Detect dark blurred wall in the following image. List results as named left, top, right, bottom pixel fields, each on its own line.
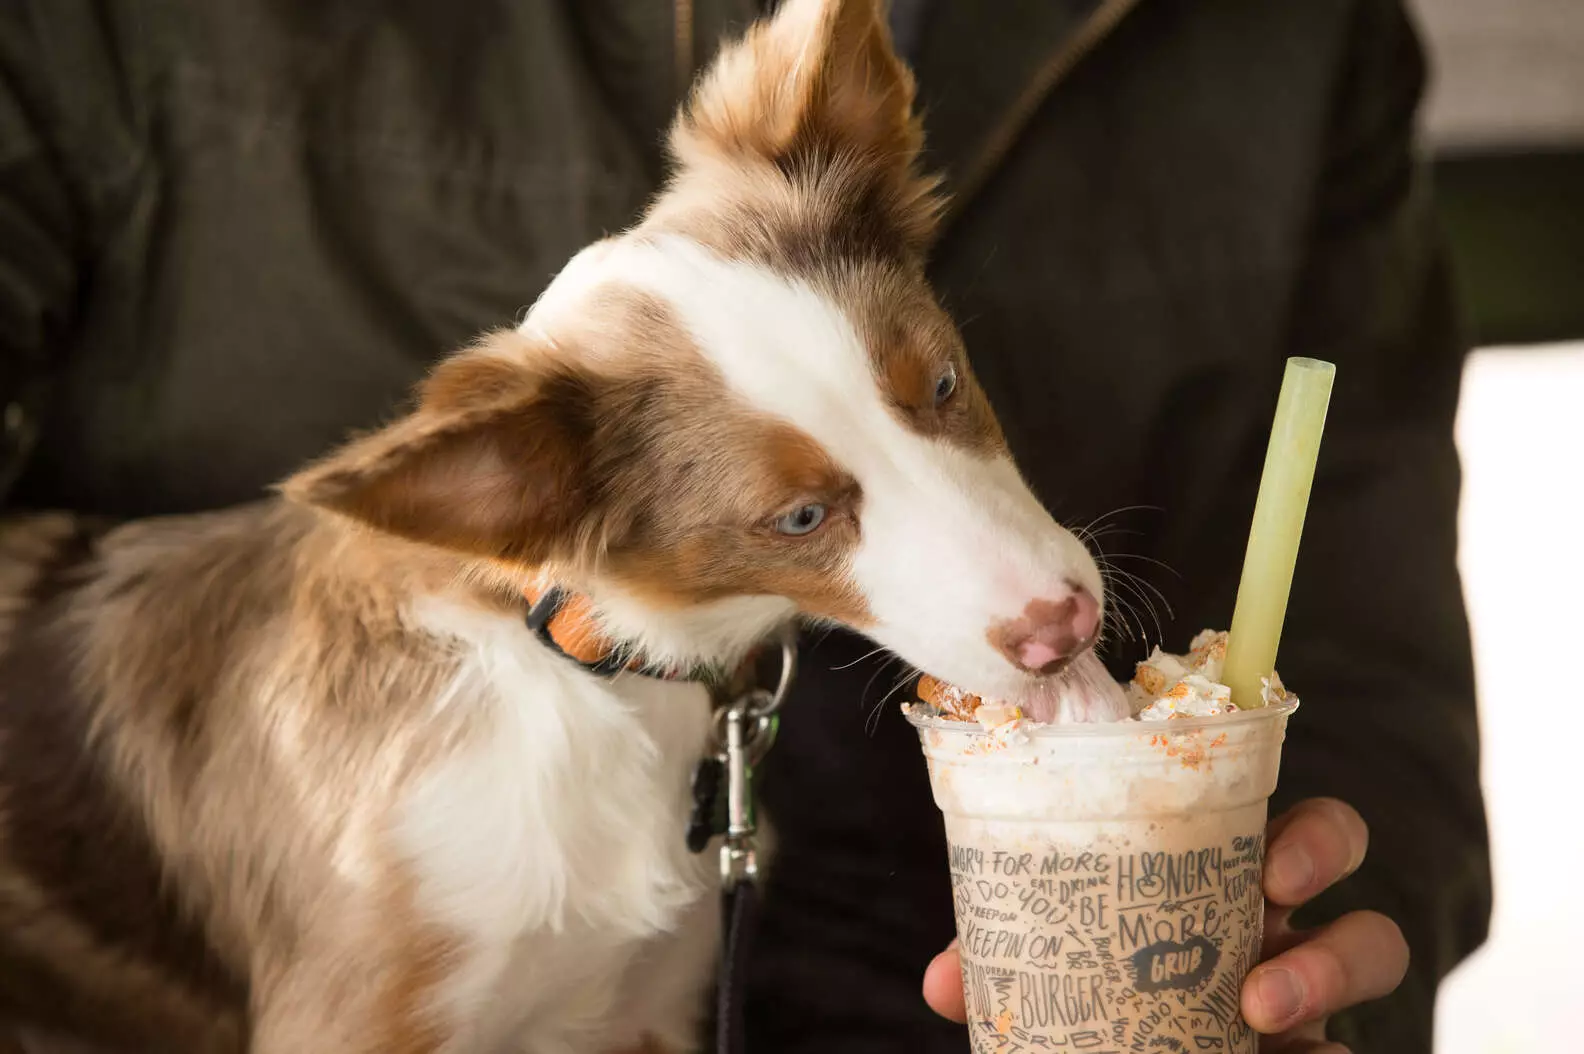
left=1409, top=0, right=1584, bottom=345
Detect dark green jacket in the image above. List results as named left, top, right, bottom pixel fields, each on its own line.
left=0, top=2, right=1489, bottom=1051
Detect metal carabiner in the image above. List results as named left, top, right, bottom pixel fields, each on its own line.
left=717, top=621, right=799, bottom=889
left=720, top=701, right=758, bottom=889
left=709, top=624, right=798, bottom=887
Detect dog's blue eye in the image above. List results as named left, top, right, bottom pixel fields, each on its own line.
left=774, top=504, right=827, bottom=537
left=934, top=366, right=958, bottom=406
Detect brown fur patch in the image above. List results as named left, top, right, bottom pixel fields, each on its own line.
left=840, top=262, right=1006, bottom=455
left=370, top=879, right=463, bottom=1054
left=598, top=412, right=868, bottom=627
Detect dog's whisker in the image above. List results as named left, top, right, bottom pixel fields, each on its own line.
left=860, top=659, right=906, bottom=732
left=1101, top=571, right=1155, bottom=646
left=1101, top=551, right=1182, bottom=578
left=1095, top=550, right=1177, bottom=601
left=1107, top=569, right=1159, bottom=630
left=1100, top=606, right=1136, bottom=644
left=1078, top=523, right=1144, bottom=545
left=860, top=652, right=910, bottom=712
left=1112, top=595, right=1143, bottom=638
left=1079, top=504, right=1164, bottom=534
left=1105, top=563, right=1175, bottom=628
left=866, top=662, right=919, bottom=737
left=1098, top=586, right=1137, bottom=642
left=831, top=644, right=892, bottom=672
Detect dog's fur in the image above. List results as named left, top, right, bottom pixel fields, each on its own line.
left=0, top=2, right=1104, bottom=1051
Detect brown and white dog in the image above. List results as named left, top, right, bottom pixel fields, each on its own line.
left=0, top=1, right=1115, bottom=1051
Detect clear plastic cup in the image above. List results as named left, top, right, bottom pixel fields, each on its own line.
left=907, top=702, right=1296, bottom=1053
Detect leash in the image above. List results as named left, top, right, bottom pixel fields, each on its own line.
left=717, top=877, right=759, bottom=1054
left=523, top=587, right=794, bottom=1053
left=687, top=625, right=796, bottom=1054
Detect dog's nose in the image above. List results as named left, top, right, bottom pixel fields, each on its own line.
left=990, top=587, right=1101, bottom=674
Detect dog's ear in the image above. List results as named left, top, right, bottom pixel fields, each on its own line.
left=673, top=0, right=934, bottom=235
left=283, top=333, right=598, bottom=564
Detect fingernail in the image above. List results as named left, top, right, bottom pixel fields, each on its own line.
left=1268, top=843, right=1315, bottom=895
left=1251, top=967, right=1303, bottom=1025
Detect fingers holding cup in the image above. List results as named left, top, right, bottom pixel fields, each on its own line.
left=1242, top=910, right=1409, bottom=1033
left=1263, top=798, right=1368, bottom=910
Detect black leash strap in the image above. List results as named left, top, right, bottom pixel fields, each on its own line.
left=717, top=879, right=759, bottom=1054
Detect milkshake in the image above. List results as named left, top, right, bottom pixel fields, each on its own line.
left=907, top=356, right=1333, bottom=1052
left=905, top=633, right=1297, bottom=1053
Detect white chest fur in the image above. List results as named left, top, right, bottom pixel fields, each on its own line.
left=396, top=600, right=720, bottom=1053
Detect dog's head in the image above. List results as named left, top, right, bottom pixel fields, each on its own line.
left=286, top=0, right=1105, bottom=711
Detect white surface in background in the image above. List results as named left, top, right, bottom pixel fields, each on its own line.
left=1435, top=343, right=1584, bottom=1053
left=1409, top=0, right=1584, bottom=150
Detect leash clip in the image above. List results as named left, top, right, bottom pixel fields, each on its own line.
left=720, top=702, right=759, bottom=890
left=714, top=623, right=797, bottom=890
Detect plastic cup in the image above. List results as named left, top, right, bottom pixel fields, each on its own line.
left=907, top=702, right=1296, bottom=1053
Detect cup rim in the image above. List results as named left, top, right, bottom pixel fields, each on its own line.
left=903, top=698, right=1299, bottom=738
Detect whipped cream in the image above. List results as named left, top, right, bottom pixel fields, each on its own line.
left=1129, top=629, right=1297, bottom=720
left=912, top=629, right=1298, bottom=728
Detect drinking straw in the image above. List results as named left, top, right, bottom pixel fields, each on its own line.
left=1223, top=357, right=1336, bottom=708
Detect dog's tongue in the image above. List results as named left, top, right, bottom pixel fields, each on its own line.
left=1014, top=651, right=1132, bottom=724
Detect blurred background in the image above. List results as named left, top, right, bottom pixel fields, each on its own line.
left=1408, top=2, right=1583, bottom=1052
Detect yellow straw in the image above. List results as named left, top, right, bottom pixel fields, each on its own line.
left=1223, top=357, right=1335, bottom=708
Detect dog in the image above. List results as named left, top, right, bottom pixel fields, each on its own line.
left=0, top=1, right=1111, bottom=1051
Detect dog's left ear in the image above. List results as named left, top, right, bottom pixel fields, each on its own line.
left=282, top=334, right=600, bottom=565
left=673, top=0, right=937, bottom=243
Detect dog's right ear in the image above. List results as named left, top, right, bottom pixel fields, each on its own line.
left=283, top=334, right=598, bottom=565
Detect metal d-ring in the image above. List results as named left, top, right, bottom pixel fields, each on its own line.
left=759, top=621, right=797, bottom=718
left=709, top=622, right=797, bottom=756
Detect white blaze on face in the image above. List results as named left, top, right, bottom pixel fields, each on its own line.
left=532, top=234, right=1102, bottom=701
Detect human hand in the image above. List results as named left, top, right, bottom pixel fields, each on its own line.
left=922, top=798, right=1409, bottom=1052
